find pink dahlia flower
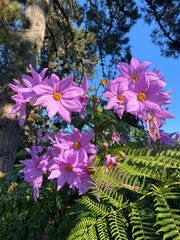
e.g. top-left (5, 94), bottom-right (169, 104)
top-left (33, 74), bottom-right (84, 124)
top-left (112, 131), bottom-right (120, 144)
top-left (19, 148), bottom-right (48, 201)
top-left (116, 57), bottom-right (151, 89)
top-left (21, 65), bottom-right (48, 102)
top-left (48, 150), bottom-right (82, 191)
top-left (124, 75), bottom-right (164, 118)
top-left (74, 163), bottom-right (95, 195)
top-left (103, 80), bottom-right (127, 118)
top-left (9, 93), bottom-right (30, 127)
top-left (54, 128), bottom-right (98, 163)
top-left (159, 130), bottom-right (178, 146)
top-left (103, 154), bottom-right (119, 174)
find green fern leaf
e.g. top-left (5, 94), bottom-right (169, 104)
top-left (67, 217), bottom-right (97, 240)
top-left (130, 202), bottom-right (157, 240)
top-left (108, 211), bottom-right (128, 240)
top-left (81, 196), bottom-right (109, 217)
top-left (96, 218), bottom-right (110, 240)
top-left (152, 184), bottom-right (180, 240)
top-left (88, 225), bottom-right (98, 240)
top-left (90, 178), bottom-right (124, 208)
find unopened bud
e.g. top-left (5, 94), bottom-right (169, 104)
top-left (103, 142), bottom-right (108, 148)
top-left (102, 79), bottom-right (109, 86)
top-left (119, 151), bottom-right (125, 158)
top-left (92, 96), bottom-right (100, 103)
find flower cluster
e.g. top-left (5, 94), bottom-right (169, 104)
top-left (9, 58), bottom-right (179, 201)
top-left (20, 128), bottom-right (98, 201)
top-left (9, 65), bottom-right (89, 126)
top-left (103, 58), bottom-right (175, 142)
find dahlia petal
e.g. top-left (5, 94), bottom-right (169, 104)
top-left (126, 100), bottom-right (138, 113)
top-left (9, 104), bottom-right (21, 116)
top-left (19, 107), bottom-right (26, 127)
top-left (48, 169), bottom-right (61, 179)
top-left (22, 74), bottom-right (33, 88)
top-left (103, 91), bottom-right (115, 99)
top-left (46, 101), bottom-right (58, 118)
top-left (137, 61), bottom-right (151, 72)
top-left (130, 58), bottom-right (140, 71)
top-left (33, 84), bottom-right (54, 95)
top-left (62, 87), bottom-right (84, 99)
top-left (58, 77), bottom-right (73, 92)
top-left (77, 149), bottom-right (88, 163)
top-left (29, 65), bottom-right (41, 84)
top-left (147, 80), bottom-right (166, 95)
top-left (72, 128), bottom-right (82, 142)
top-left (145, 100), bottom-right (161, 112)
top-left (40, 68), bottom-right (48, 79)
top-left (48, 74), bottom-right (60, 90)
top-left (117, 62), bottom-right (130, 76)
top-left (83, 143), bottom-right (98, 154)
top-left (61, 98), bottom-right (82, 112)
top-left (59, 133), bottom-right (74, 143)
top-left (81, 132), bottom-right (95, 145)
top-left (57, 104), bottom-right (71, 124)
top-left (82, 74), bottom-right (88, 92)
top-left (105, 98), bottom-right (120, 109)
top-left (34, 95), bottom-right (54, 107)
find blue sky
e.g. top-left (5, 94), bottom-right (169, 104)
top-left (129, 18), bottom-right (180, 134)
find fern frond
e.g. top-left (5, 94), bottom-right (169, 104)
top-left (115, 149), bottom-right (180, 183)
top-left (88, 225), bottom-right (98, 240)
top-left (118, 144), bottom-right (180, 159)
top-left (116, 157), bottom-right (166, 182)
top-left (67, 217), bottom-right (97, 240)
top-left (108, 211), bottom-right (128, 240)
top-left (93, 164), bottom-right (142, 193)
top-left (81, 196), bottom-right (109, 217)
top-left (96, 218), bottom-right (110, 240)
top-left (152, 184), bottom-right (180, 240)
top-left (90, 178), bottom-right (124, 208)
top-left (130, 201), bottom-right (158, 240)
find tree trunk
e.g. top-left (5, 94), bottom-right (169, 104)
top-left (0, 0), bottom-right (49, 173)
top-left (0, 103), bottom-right (21, 172)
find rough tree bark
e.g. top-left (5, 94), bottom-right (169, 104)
top-left (0, 0), bottom-right (49, 173)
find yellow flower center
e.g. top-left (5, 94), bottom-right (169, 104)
top-left (73, 141), bottom-right (80, 149)
top-left (65, 165), bottom-right (72, 172)
top-left (117, 94), bottom-right (124, 101)
top-left (107, 162), bottom-right (114, 171)
top-left (131, 75), bottom-right (138, 81)
top-left (53, 92), bottom-right (62, 101)
top-left (35, 164), bottom-right (38, 168)
top-left (137, 92), bottom-right (146, 101)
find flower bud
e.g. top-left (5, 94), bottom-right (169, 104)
top-left (102, 79), bottom-right (109, 86)
top-left (103, 141), bottom-right (108, 148)
top-left (92, 96), bottom-right (100, 103)
top-left (119, 151), bottom-right (125, 158)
